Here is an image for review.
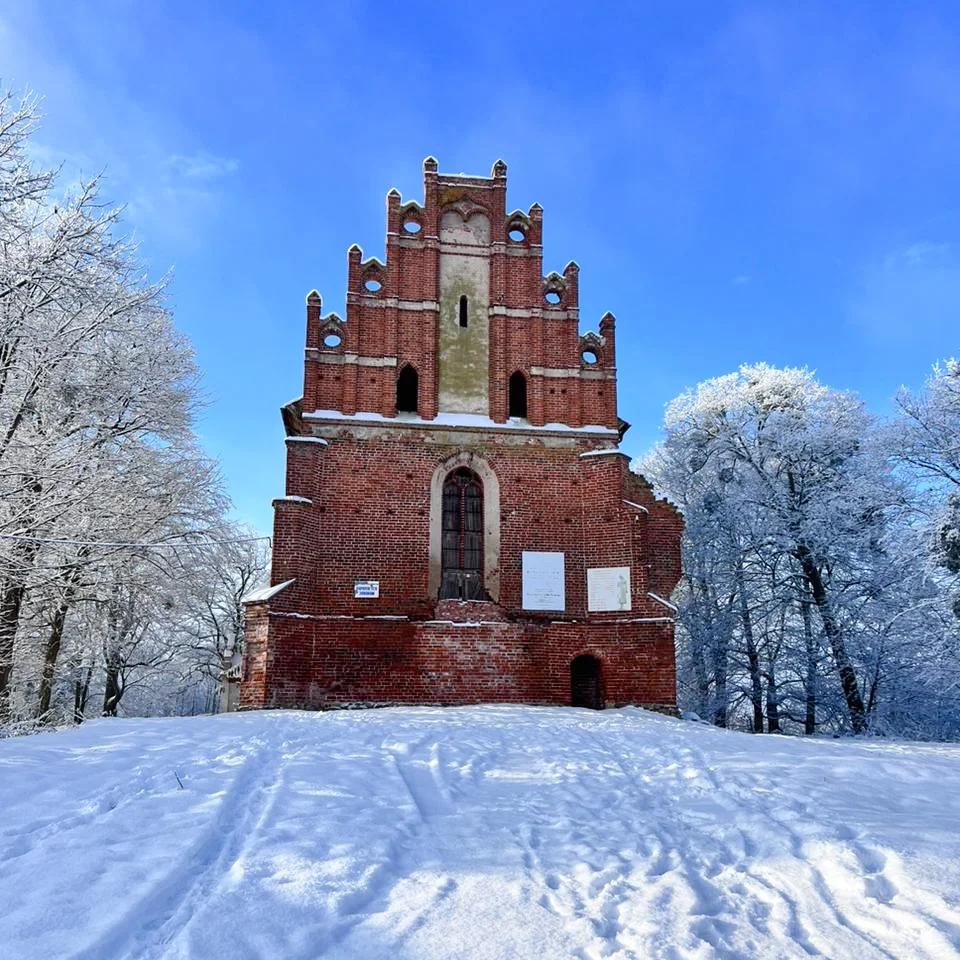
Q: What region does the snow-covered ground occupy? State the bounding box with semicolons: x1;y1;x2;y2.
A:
2;707;960;960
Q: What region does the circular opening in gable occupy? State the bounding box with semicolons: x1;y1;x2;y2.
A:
403;219;422;234
581;349;598;365
364;278;382;292
545;290;561;305
323;333;342;348
508;227;526;242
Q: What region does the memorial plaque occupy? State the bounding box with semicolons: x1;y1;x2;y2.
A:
354;580;380;599
587;566;631;612
522;551;565;611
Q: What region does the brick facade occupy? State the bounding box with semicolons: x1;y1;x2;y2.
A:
240;159;683;712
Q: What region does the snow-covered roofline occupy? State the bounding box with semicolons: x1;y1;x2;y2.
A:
302;409;619;437
242;579;295;604
647;592;678;613
579;448;625;458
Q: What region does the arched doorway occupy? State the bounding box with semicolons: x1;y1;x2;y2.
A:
508;371;527;418
439;468;486;600
396;365;418;414
570;655;602;709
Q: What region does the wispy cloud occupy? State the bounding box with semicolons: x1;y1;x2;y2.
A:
21;140;239;252
851;242;960;340
0;8;242;255
166;152;239;181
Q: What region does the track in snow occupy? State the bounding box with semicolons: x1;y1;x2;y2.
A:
1;706;959;960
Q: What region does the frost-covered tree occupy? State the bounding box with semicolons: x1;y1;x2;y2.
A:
896;360;960;604
0;89;266;732
643;364;942;735
878;360;960;737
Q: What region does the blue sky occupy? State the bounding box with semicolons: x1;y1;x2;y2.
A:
3;2;959;534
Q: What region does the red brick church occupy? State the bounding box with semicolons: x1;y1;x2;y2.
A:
240;158;682;712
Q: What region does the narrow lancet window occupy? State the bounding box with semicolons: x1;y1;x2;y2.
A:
459;295;468;328
508;371;528;418
396;365;419;414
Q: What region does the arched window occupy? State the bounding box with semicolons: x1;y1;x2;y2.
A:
440;468;485;600
508;371;527;418
429;453;501;602
396;365;418;414
459;295;469;328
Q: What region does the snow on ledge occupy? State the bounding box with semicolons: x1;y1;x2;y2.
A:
623;499;650;513
553;616;675;624
648;592;678;613
242;578;295;604
424;620;503;628
276;495;313;505
286;436;329;445
579;448;623;458
303;408;619;436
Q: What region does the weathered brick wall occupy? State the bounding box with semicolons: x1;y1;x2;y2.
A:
240;428;682;712
239;158;683;713
240;603;271;707
268;432;678;621
241;614;677;712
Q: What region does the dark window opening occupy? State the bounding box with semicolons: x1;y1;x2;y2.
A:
459;295;468;328
508;371;528;418
396;365;418;414
571;655;602;709
440;468;486;600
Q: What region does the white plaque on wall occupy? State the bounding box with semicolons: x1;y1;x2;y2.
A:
354;580;380;599
587;566;631;612
522;551;565;611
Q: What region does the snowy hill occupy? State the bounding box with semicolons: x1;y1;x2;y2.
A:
2;707;959;960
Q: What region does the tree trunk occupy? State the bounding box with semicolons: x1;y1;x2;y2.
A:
745;637;764;732
74;661;93;723
796;545;867;733
800;598;817;735
0;540;39;721
691;625;710;715
711;598;729;728
0;579;27;721
765;662;781;733
37;560;85;719
865;640;885;719
710;584;730;728
735;557;764;732
712;645;728;728
102;656;123;716
37;600;69;719
689;579;713;719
